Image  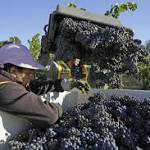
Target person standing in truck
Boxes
[70,57,85,80]
[66,57,90,93]
[0,43,62,128]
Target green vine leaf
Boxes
[105,2,138,18]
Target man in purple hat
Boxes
[0,44,62,128]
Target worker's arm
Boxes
[29,79,64,95]
[0,81,62,128]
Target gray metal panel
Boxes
[92,89,150,99]
[0,111,31,149]
[55,5,122,27]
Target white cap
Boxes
[0,44,44,70]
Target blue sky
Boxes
[0,0,149,46]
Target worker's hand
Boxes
[72,80,90,93]
[60,79,73,91]
[60,79,90,93]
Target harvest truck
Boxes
[39,5,123,85]
[39,5,144,89]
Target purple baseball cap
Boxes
[0,44,44,70]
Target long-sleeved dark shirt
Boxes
[0,69,62,128]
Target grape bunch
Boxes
[53,17,148,86]
[8,94,150,149]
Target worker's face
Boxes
[74,58,80,66]
[10,67,34,87]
